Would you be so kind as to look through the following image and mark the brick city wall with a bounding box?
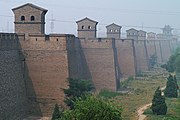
[0,32,178,118]
[115,39,136,78]
[79,38,117,91]
[134,40,149,73]
[0,33,28,120]
[18,34,75,116]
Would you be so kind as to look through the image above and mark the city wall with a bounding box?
[115,39,136,78]
[0,32,178,118]
[79,38,118,91]
[18,33,75,116]
[0,33,28,120]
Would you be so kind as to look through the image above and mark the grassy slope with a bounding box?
[144,77,180,120]
[144,98,180,120]
[112,77,167,120]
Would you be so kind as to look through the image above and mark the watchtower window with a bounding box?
[88,26,91,29]
[21,16,25,21]
[31,16,35,21]
[110,29,113,32]
[82,25,84,29]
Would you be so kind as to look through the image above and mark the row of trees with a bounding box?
[52,78,122,120]
[151,74,179,115]
[151,48,180,115]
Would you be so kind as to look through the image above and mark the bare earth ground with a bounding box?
[137,103,152,120]
[23,116,50,120]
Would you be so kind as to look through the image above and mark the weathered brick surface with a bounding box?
[0,34,28,120]
[79,38,117,91]
[19,34,73,116]
[146,40,156,62]
[154,40,162,64]
[134,40,149,73]
[160,40,171,63]
[115,39,136,78]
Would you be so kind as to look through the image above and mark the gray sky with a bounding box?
[1,0,180,37]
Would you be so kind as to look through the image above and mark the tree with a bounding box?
[164,74,178,98]
[151,87,167,115]
[63,78,94,109]
[52,104,62,120]
[149,54,157,69]
[60,96,122,120]
[161,47,180,72]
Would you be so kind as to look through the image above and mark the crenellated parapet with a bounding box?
[79,38,115,49]
[0,33,21,50]
[14,33,75,51]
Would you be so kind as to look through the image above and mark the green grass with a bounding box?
[144,97,180,120]
[97,71,180,120]
[120,76,134,89]
[112,77,167,120]
[98,89,123,98]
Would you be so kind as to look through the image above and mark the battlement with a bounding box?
[115,39,134,48]
[79,38,115,48]
[15,33,75,50]
[0,33,21,50]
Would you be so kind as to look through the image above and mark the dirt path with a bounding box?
[136,86,166,120]
[137,103,152,120]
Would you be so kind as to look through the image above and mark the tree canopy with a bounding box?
[164,74,179,98]
[161,47,180,72]
[63,78,94,109]
[60,96,122,120]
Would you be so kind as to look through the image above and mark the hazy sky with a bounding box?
[1,0,180,37]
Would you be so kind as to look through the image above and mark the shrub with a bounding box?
[164,74,178,98]
[63,78,94,109]
[151,87,167,115]
[98,89,121,98]
[60,96,122,120]
[52,104,62,120]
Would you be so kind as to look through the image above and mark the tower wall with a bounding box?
[12,4,47,34]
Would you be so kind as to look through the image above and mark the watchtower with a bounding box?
[76,17,98,39]
[138,30,146,40]
[162,25,173,38]
[147,32,156,40]
[126,28,139,41]
[106,23,122,39]
[12,3,48,34]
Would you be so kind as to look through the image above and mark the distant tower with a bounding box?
[162,25,173,39]
[12,3,48,34]
[76,17,98,39]
[147,32,156,40]
[126,28,139,41]
[106,23,122,39]
[138,30,146,40]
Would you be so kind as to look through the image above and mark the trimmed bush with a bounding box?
[151,87,167,115]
